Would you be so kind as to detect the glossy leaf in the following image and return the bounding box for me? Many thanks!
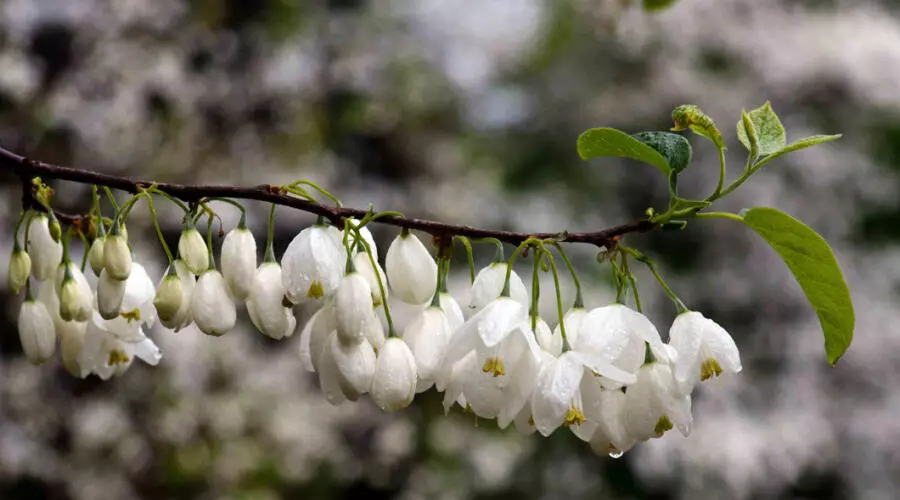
[632,131,693,173]
[737,101,785,155]
[577,128,672,176]
[741,207,854,365]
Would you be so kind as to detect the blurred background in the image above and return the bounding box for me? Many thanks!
[0,0,898,498]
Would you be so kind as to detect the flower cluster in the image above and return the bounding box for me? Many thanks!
[11,204,742,458]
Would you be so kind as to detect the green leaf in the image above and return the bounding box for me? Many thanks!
[631,131,693,173]
[644,0,678,11]
[741,207,854,365]
[670,198,711,212]
[670,104,725,149]
[737,101,786,155]
[577,128,673,176]
[738,110,759,160]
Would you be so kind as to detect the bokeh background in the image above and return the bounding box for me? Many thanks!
[0,0,898,499]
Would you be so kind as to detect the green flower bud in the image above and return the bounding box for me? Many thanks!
[103,234,132,281]
[88,235,106,276]
[179,227,209,275]
[8,248,31,293]
[154,273,183,323]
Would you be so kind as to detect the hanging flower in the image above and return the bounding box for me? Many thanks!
[247,262,297,340]
[385,230,437,305]
[96,262,157,343]
[35,279,86,376]
[79,311,161,380]
[282,223,346,304]
[588,388,637,458]
[97,268,127,320]
[88,235,106,276]
[370,337,418,411]
[103,224,132,281]
[220,225,257,301]
[56,263,93,323]
[18,286,57,364]
[402,305,452,392]
[8,246,31,293]
[533,317,562,356]
[623,362,693,442]
[555,307,587,348]
[668,311,742,393]
[352,251,388,307]
[469,262,529,312]
[317,332,376,405]
[334,271,378,345]
[299,303,337,372]
[178,224,209,275]
[157,260,195,331]
[191,269,235,336]
[27,213,62,281]
[574,304,675,388]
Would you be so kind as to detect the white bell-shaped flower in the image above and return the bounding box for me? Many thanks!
[8,247,31,293]
[334,271,377,345]
[58,318,87,378]
[282,223,346,304]
[191,269,235,336]
[154,270,183,324]
[299,303,337,372]
[439,291,465,331]
[79,311,161,380]
[589,388,637,457]
[57,263,93,323]
[371,337,418,411]
[555,307,586,348]
[97,268,127,319]
[574,304,675,388]
[88,235,106,276]
[403,305,452,392]
[530,350,636,437]
[669,311,742,394]
[35,279,85,376]
[220,224,257,301]
[158,260,195,331]
[27,213,62,281]
[18,289,57,364]
[497,345,555,430]
[317,332,376,404]
[352,251,388,307]
[623,362,692,442]
[341,218,379,259]
[385,230,437,305]
[178,225,209,275]
[469,262,529,312]
[247,262,297,340]
[96,262,157,343]
[534,317,562,356]
[103,226,132,281]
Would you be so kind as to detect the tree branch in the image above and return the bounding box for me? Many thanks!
[0,146,655,247]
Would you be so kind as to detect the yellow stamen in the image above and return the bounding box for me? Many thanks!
[653,415,673,437]
[120,308,141,323]
[307,281,324,299]
[107,349,130,366]
[481,357,505,377]
[564,405,587,427]
[700,358,723,381]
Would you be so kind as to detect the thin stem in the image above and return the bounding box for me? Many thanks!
[141,192,174,264]
[355,230,394,334]
[205,208,215,268]
[531,250,542,330]
[202,197,246,217]
[264,203,277,263]
[78,231,90,272]
[541,247,569,350]
[150,187,190,213]
[454,236,476,284]
[694,211,744,222]
[21,210,35,251]
[103,186,119,211]
[502,238,537,297]
[113,193,145,224]
[283,185,317,202]
[13,210,29,249]
[551,242,582,308]
[707,146,728,201]
[288,180,342,207]
[622,253,642,313]
[430,258,445,308]
[621,247,687,313]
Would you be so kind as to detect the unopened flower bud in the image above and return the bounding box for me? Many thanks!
[97,268,127,320]
[27,213,62,281]
[371,337,418,412]
[153,272,184,323]
[18,294,57,365]
[220,226,257,301]
[103,231,132,281]
[191,270,235,336]
[88,235,106,276]
[179,227,209,275]
[8,247,31,293]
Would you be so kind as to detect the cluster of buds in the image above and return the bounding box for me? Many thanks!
[9,193,742,458]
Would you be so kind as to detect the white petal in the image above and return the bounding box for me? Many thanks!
[330,334,376,396]
[282,225,346,304]
[469,263,528,312]
[370,338,418,411]
[317,337,348,406]
[353,251,388,306]
[18,300,57,364]
[334,273,376,344]
[220,227,257,300]
[191,270,236,336]
[439,292,465,331]
[385,232,437,305]
[569,351,637,385]
[403,307,451,389]
[299,305,336,372]
[473,297,527,348]
[58,319,86,378]
[531,352,584,436]
[247,263,294,339]
[27,214,62,281]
